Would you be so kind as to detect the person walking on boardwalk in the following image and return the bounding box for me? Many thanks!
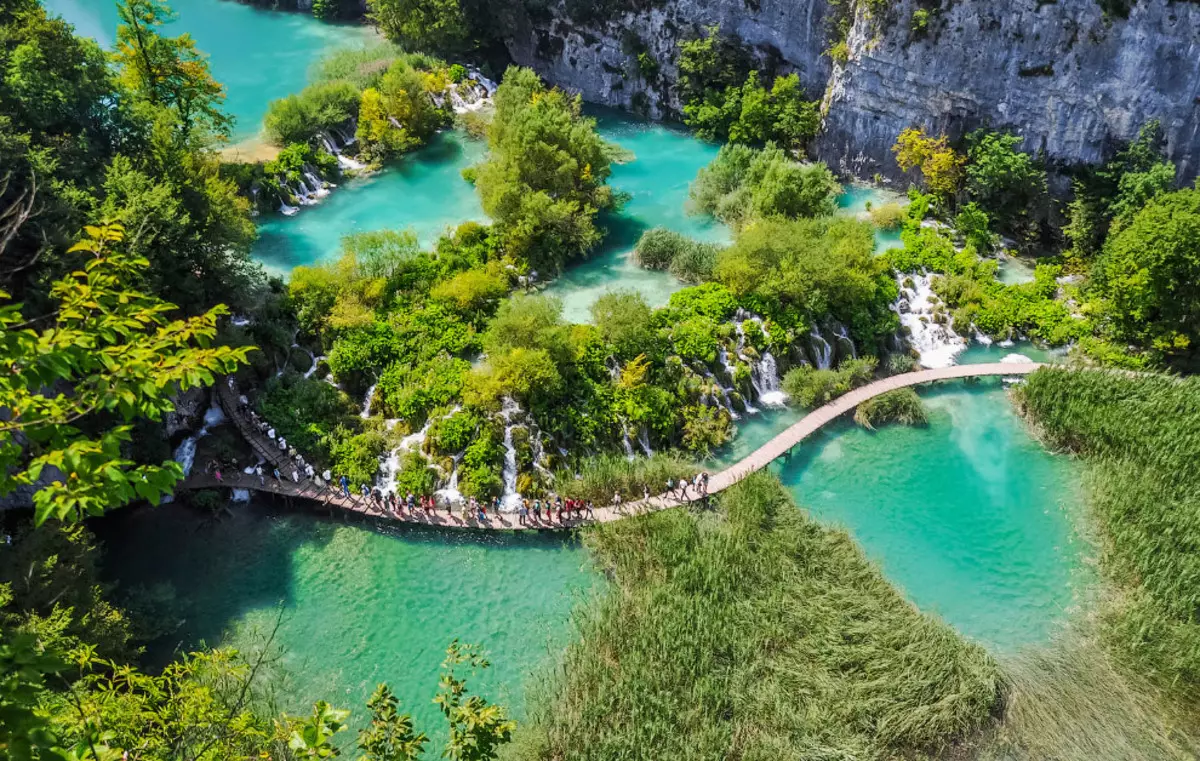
[700,471,710,496]
[679,478,689,501]
[585,500,595,519]
[255,464,264,486]
[612,491,622,509]
[532,499,541,523]
[518,499,529,526]
[665,477,675,499]
[340,475,350,499]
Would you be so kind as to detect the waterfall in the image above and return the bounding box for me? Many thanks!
[304,170,331,199]
[279,200,299,216]
[809,328,833,370]
[832,324,857,359]
[893,273,966,368]
[752,352,788,407]
[694,363,739,419]
[360,383,378,419]
[499,397,521,510]
[303,354,325,379]
[637,425,654,457]
[435,453,464,506]
[605,356,622,381]
[527,421,553,478]
[336,154,366,172]
[172,399,227,478]
[620,420,636,460]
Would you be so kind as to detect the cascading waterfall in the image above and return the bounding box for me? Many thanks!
[360,383,378,419]
[499,396,522,511]
[620,420,636,460]
[303,354,325,379]
[172,399,228,478]
[832,323,857,359]
[809,328,833,370]
[751,352,788,407]
[435,453,464,506]
[894,272,967,368]
[694,363,739,419]
[637,425,654,457]
[279,199,299,216]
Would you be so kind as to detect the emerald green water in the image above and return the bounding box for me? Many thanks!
[776,381,1083,649]
[44,0,371,142]
[94,502,591,736]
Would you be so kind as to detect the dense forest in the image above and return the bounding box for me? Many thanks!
[3,0,1200,758]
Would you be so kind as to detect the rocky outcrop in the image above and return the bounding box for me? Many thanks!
[503,0,1200,179]
[817,0,1200,180]
[502,0,833,118]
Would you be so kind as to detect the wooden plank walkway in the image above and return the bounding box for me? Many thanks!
[182,362,1043,531]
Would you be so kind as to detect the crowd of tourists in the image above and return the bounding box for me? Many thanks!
[216,378,713,526]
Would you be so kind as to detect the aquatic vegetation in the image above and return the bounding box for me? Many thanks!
[552,453,696,503]
[689,143,841,226]
[782,356,877,408]
[513,473,999,759]
[1014,367,1200,700]
[853,387,927,429]
[868,200,908,230]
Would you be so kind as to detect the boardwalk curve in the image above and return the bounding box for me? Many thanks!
[183,362,1044,531]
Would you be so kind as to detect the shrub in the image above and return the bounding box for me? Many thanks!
[633,227,688,270]
[552,453,697,503]
[869,201,908,230]
[782,356,877,408]
[264,81,361,146]
[854,387,927,429]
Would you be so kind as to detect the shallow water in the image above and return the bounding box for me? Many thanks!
[95,501,591,736]
[766,381,1083,650]
[253,131,488,272]
[44,0,372,142]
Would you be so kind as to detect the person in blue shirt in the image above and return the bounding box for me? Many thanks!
[340,475,350,499]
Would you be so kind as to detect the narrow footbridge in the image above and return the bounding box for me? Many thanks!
[182,362,1043,530]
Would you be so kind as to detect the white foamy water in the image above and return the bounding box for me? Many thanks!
[895,273,967,368]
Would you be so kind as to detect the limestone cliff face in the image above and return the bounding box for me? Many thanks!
[817,0,1200,179]
[501,0,833,118]
[503,0,1200,178]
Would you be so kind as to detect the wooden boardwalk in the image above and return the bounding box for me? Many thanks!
[183,362,1043,531]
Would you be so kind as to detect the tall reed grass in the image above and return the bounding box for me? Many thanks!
[1013,366,1200,701]
[509,473,999,760]
[551,454,697,504]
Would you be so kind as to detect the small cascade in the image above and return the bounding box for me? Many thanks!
[751,352,788,407]
[620,420,636,460]
[304,354,325,379]
[832,323,857,359]
[637,425,654,457]
[527,420,553,478]
[279,200,299,216]
[360,383,378,419]
[894,273,967,368]
[172,399,227,478]
[499,397,521,511]
[809,328,833,370]
[435,453,464,506]
[304,170,332,199]
[693,363,739,419]
[605,356,622,381]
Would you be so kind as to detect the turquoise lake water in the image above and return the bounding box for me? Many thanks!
[56,0,1087,729]
[43,0,371,142]
[95,503,592,736]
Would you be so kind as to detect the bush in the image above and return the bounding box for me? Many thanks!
[854,387,927,429]
[633,228,720,283]
[264,80,361,146]
[869,201,908,230]
[690,143,840,227]
[782,356,877,408]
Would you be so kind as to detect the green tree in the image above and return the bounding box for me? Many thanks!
[591,291,655,359]
[964,129,1045,230]
[114,0,230,139]
[357,684,428,761]
[0,223,249,526]
[367,0,470,53]
[1093,188,1200,361]
[892,127,964,201]
[473,67,615,270]
[434,641,515,761]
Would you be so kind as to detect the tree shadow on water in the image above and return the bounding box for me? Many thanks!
[92,495,338,669]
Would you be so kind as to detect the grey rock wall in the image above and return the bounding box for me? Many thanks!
[502,0,833,118]
[817,0,1200,180]
[504,0,1200,179]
